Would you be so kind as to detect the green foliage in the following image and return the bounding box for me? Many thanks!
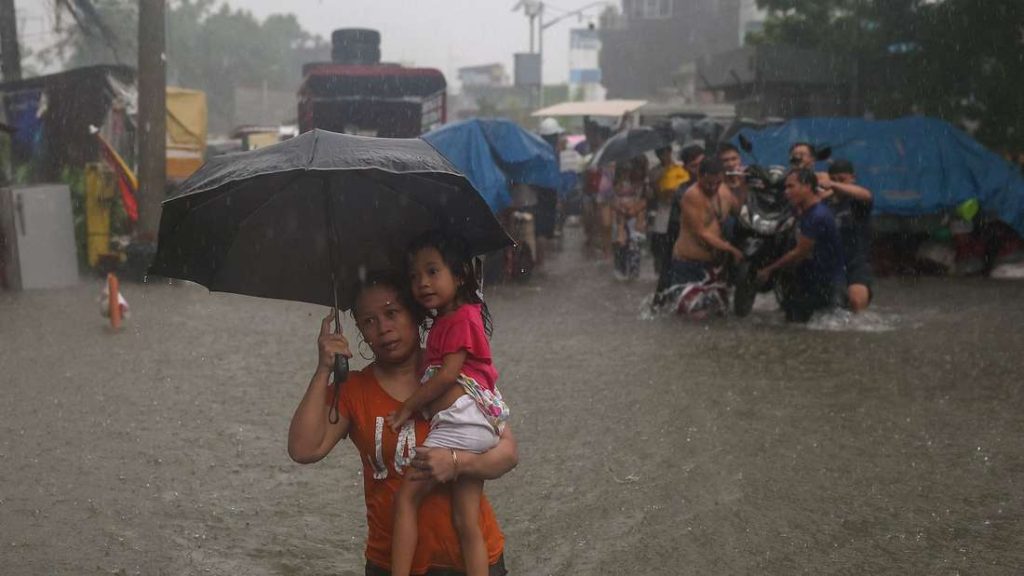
[48,0,329,131]
[753,0,1024,151]
[59,166,88,273]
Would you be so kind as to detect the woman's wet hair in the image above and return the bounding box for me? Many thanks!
[350,269,426,328]
[407,230,493,337]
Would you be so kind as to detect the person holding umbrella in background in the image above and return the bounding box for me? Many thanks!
[610,158,649,280]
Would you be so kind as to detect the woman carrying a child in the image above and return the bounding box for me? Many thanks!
[610,157,649,280]
[287,258,517,575]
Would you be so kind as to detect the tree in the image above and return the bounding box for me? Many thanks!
[44,0,329,132]
[752,0,1024,152]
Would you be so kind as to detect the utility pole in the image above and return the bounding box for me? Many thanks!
[518,1,610,107]
[137,0,166,242]
[0,0,22,81]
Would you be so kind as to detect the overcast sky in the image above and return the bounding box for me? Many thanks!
[19,0,607,88]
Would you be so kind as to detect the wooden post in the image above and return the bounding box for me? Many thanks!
[137,0,167,243]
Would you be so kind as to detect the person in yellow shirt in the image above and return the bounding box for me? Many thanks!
[647,146,689,275]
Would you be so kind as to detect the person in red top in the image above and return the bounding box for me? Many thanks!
[386,232,511,576]
[287,271,518,575]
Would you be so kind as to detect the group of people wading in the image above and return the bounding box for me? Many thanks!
[582,136,875,322]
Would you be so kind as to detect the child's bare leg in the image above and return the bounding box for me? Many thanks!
[391,475,435,576]
[451,477,488,576]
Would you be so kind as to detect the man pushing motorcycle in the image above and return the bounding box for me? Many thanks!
[756,168,847,322]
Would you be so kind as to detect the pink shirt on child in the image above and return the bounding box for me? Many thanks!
[425,303,498,392]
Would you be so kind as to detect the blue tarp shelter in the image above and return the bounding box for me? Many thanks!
[733,117,1024,236]
[422,118,561,213]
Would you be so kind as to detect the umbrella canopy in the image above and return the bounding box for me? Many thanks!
[592,126,672,166]
[149,129,512,310]
[422,118,560,212]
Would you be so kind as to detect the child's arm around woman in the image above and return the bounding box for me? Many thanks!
[385,348,467,431]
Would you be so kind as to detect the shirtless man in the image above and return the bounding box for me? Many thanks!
[668,157,743,286]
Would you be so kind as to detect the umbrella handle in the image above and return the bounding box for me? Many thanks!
[328,354,348,425]
[332,305,349,384]
[327,351,349,425]
[333,355,349,385]
[327,307,349,425]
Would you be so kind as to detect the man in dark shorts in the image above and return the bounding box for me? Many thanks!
[819,159,874,312]
[757,168,846,322]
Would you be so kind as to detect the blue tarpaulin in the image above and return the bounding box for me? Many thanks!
[422,118,561,212]
[733,117,1024,237]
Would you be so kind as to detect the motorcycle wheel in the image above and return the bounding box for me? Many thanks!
[733,261,757,317]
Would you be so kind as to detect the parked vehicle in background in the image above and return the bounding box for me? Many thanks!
[165,87,208,183]
[299,28,446,138]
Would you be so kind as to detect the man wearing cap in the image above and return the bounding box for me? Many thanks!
[531,118,563,255]
[538,117,563,150]
[818,159,875,312]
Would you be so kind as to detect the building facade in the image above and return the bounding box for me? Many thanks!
[599,0,764,99]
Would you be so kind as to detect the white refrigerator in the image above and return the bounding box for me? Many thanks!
[0,184,80,291]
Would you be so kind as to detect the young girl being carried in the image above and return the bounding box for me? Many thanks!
[385,231,510,576]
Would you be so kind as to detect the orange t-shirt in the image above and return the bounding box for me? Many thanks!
[336,367,505,573]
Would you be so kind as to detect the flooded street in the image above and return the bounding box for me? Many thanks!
[2,226,1023,575]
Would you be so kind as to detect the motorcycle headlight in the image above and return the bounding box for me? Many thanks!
[753,215,777,235]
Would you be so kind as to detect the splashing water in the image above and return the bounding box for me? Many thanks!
[805,308,901,333]
[640,287,901,332]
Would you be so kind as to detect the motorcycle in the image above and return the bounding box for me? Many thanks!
[730,164,797,317]
[730,136,833,317]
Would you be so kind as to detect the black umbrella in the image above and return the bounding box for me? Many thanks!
[592,126,672,166]
[149,129,512,413]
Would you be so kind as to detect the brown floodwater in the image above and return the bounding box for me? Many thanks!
[1,226,1022,575]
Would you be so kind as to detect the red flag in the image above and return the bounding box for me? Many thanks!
[96,133,139,223]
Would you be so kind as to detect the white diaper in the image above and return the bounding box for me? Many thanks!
[422,395,500,453]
